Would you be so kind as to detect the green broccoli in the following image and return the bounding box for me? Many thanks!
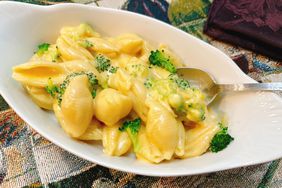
[86,72,99,98]
[79,40,94,48]
[210,125,234,153]
[52,72,98,105]
[36,43,50,56]
[186,103,206,122]
[199,107,206,121]
[95,55,111,72]
[144,78,153,89]
[109,66,118,73]
[45,78,58,97]
[149,50,176,73]
[175,103,186,114]
[119,118,141,152]
[95,55,117,73]
[169,74,190,89]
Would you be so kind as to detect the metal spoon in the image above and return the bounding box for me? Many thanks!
[177,68,282,105]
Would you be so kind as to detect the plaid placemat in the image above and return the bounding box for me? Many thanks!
[0,0,282,187]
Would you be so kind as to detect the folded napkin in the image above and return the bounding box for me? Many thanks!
[204,0,282,61]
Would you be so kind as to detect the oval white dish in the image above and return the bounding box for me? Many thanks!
[0,1,282,177]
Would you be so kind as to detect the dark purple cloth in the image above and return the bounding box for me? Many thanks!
[204,0,282,61]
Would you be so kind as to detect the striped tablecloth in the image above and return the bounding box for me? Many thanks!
[0,0,282,187]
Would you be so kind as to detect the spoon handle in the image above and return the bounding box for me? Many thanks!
[217,83,282,92]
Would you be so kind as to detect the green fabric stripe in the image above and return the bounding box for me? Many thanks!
[47,165,113,188]
[258,160,280,188]
[0,95,9,111]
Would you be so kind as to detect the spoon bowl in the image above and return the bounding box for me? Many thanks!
[177,67,282,105]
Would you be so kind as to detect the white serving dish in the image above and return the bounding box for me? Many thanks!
[0,1,282,176]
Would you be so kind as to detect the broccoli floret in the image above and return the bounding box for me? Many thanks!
[95,55,117,74]
[54,72,98,105]
[199,107,206,121]
[144,78,153,89]
[109,66,118,73]
[86,72,99,98]
[128,64,148,77]
[169,74,190,89]
[36,43,50,56]
[91,90,97,98]
[186,103,206,122]
[79,40,94,48]
[149,50,176,73]
[210,125,234,153]
[45,78,58,97]
[119,118,141,133]
[176,103,186,114]
[119,118,141,152]
[95,55,111,72]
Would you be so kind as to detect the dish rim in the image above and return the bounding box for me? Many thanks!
[2,1,281,177]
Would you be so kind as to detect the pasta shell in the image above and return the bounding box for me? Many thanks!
[146,100,179,160]
[115,33,143,55]
[108,68,132,93]
[78,118,103,140]
[150,66,171,79]
[12,60,99,87]
[24,85,53,110]
[128,80,149,122]
[182,120,220,158]
[174,121,185,157]
[60,23,100,39]
[94,88,133,126]
[87,37,119,54]
[60,60,100,78]
[53,75,94,138]
[12,62,66,87]
[111,53,132,68]
[138,41,153,63]
[31,44,61,63]
[57,35,94,61]
[124,57,149,79]
[136,126,164,163]
[102,122,131,156]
